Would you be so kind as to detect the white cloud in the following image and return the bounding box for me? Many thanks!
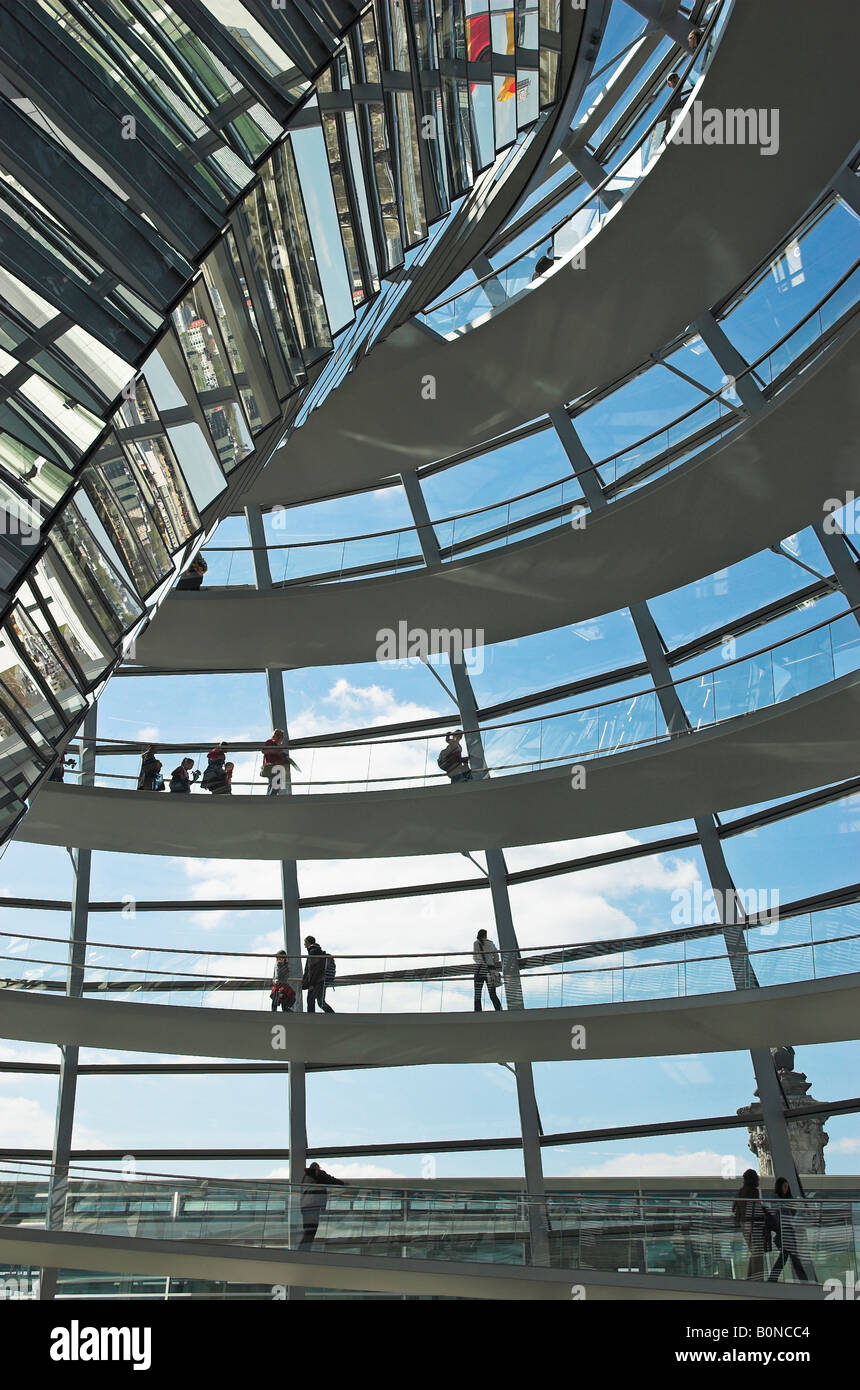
[0,1042,59,1068]
[568,1149,747,1177]
[0,1095,55,1146]
[659,1059,715,1086]
[0,1094,103,1149]
[829,1136,860,1154]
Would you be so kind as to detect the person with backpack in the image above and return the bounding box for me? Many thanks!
[438,730,471,783]
[261,729,299,796]
[270,950,296,1012]
[768,1177,811,1283]
[137,745,163,792]
[732,1169,770,1280]
[169,757,200,794]
[473,928,503,1011]
[201,742,228,794]
[299,1162,346,1247]
[302,935,335,1013]
[210,760,234,796]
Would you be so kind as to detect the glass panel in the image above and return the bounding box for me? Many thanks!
[114,379,201,550]
[81,457,170,597]
[30,549,117,687]
[54,502,144,642]
[0,616,72,743]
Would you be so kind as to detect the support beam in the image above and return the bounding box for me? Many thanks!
[400,469,442,567]
[399,478,549,1265]
[549,407,605,511]
[620,0,696,46]
[40,705,97,1302]
[629,597,801,1196]
[246,505,307,1296]
[565,146,622,209]
[471,252,508,310]
[693,311,767,415]
[813,519,860,618]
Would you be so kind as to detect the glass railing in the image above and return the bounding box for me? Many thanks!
[59,608,860,794]
[419,0,732,337]
[0,1163,855,1285]
[197,265,860,589]
[2,908,857,1014]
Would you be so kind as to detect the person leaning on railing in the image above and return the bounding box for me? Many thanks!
[299,1162,346,1248]
[438,730,472,783]
[175,554,208,591]
[261,728,300,796]
[136,745,163,792]
[732,1169,771,1280]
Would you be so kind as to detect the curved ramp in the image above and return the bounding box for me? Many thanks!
[1,974,858,1066]
[136,329,860,670]
[0,1224,821,1300]
[240,0,860,506]
[17,673,860,859]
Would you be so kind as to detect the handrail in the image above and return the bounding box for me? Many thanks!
[198,262,859,557]
[5,884,850,963]
[85,603,860,759]
[1,929,856,990]
[4,1156,855,1211]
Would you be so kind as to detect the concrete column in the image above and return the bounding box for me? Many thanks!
[40,704,97,1301]
[246,505,307,1294]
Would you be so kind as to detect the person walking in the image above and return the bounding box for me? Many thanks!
[137,745,163,791]
[299,1161,346,1247]
[270,950,296,1012]
[169,757,200,793]
[438,730,471,783]
[732,1169,770,1281]
[768,1177,811,1283]
[302,935,335,1013]
[473,928,503,1012]
[261,729,299,796]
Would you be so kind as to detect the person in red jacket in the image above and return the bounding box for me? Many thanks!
[261,729,299,796]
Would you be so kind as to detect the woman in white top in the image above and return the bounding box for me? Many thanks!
[473,929,503,1012]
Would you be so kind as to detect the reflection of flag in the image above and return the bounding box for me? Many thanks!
[466,13,516,100]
